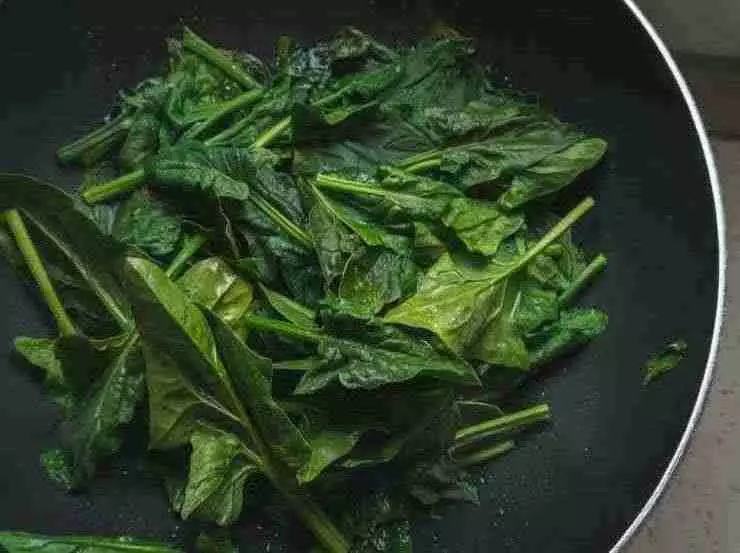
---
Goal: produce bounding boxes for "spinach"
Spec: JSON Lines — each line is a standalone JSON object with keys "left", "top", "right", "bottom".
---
{"left": 0, "top": 26, "right": 618, "bottom": 553}
{"left": 644, "top": 339, "right": 688, "bottom": 384}
{"left": 0, "top": 532, "right": 182, "bottom": 552}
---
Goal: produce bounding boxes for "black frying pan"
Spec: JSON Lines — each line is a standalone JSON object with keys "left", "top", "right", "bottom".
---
{"left": 0, "top": 1, "right": 723, "bottom": 551}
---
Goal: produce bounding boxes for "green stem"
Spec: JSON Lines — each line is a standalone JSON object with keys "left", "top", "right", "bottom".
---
{"left": 503, "top": 197, "right": 595, "bottom": 281}
{"left": 278, "top": 485, "right": 351, "bottom": 553}
{"left": 165, "top": 233, "right": 208, "bottom": 278}
{"left": 315, "top": 174, "right": 387, "bottom": 197}
{"left": 81, "top": 168, "right": 146, "bottom": 205}
{"left": 182, "top": 27, "right": 261, "bottom": 89}
{"left": 452, "top": 403, "right": 550, "bottom": 451}
{"left": 252, "top": 116, "right": 292, "bottom": 149}
{"left": 185, "top": 88, "right": 264, "bottom": 140}
{"left": 243, "top": 313, "right": 323, "bottom": 343}
{"left": 248, "top": 193, "right": 313, "bottom": 248}
{"left": 3, "top": 210, "right": 77, "bottom": 337}
{"left": 204, "top": 112, "right": 257, "bottom": 146}
{"left": 57, "top": 113, "right": 132, "bottom": 165}
{"left": 454, "top": 440, "right": 515, "bottom": 469}
{"left": 399, "top": 157, "right": 442, "bottom": 174}
{"left": 558, "top": 253, "right": 607, "bottom": 305}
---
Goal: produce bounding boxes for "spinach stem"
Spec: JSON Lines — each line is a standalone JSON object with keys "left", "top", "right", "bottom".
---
{"left": 452, "top": 403, "right": 550, "bottom": 451}
{"left": 454, "top": 440, "right": 515, "bottom": 468}
{"left": 503, "top": 197, "right": 594, "bottom": 281}
{"left": 252, "top": 116, "right": 292, "bottom": 149}
{"left": 165, "top": 233, "right": 208, "bottom": 278}
{"left": 182, "top": 27, "right": 261, "bottom": 90}
{"left": 315, "top": 174, "right": 387, "bottom": 197}
{"left": 248, "top": 193, "right": 313, "bottom": 248}
{"left": 185, "top": 88, "right": 265, "bottom": 140}
{"left": 57, "top": 113, "right": 132, "bottom": 165}
{"left": 3, "top": 210, "right": 77, "bottom": 337}
{"left": 558, "top": 253, "right": 607, "bottom": 305}
{"left": 398, "top": 156, "right": 442, "bottom": 174}
{"left": 242, "top": 313, "right": 323, "bottom": 343}
{"left": 82, "top": 168, "right": 146, "bottom": 204}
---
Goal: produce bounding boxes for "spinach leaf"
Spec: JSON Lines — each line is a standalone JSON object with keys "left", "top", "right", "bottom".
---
{"left": 181, "top": 424, "right": 261, "bottom": 526}
{"left": 178, "top": 257, "right": 254, "bottom": 333}
{"left": 0, "top": 174, "right": 132, "bottom": 330}
{"left": 643, "top": 339, "right": 688, "bottom": 385}
{"left": 316, "top": 168, "right": 523, "bottom": 256}
{"left": 385, "top": 198, "right": 593, "bottom": 359}
{"left": 112, "top": 190, "right": 183, "bottom": 257}
{"left": 60, "top": 334, "right": 145, "bottom": 489}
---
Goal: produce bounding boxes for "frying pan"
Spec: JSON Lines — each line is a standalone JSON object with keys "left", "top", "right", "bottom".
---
{"left": 0, "top": 0, "right": 725, "bottom": 551}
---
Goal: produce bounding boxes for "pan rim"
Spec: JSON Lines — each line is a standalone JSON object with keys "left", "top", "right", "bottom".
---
{"left": 610, "top": 1, "right": 728, "bottom": 551}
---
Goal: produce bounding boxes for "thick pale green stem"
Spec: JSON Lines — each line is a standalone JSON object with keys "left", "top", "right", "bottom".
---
{"left": 252, "top": 116, "right": 291, "bottom": 149}
{"left": 559, "top": 253, "right": 607, "bottom": 305}
{"left": 3, "top": 210, "right": 77, "bottom": 337}
{"left": 315, "top": 174, "right": 387, "bottom": 197}
{"left": 185, "top": 88, "right": 264, "bottom": 140}
{"left": 182, "top": 27, "right": 261, "bottom": 89}
{"left": 165, "top": 233, "right": 208, "bottom": 278}
{"left": 399, "top": 157, "right": 442, "bottom": 174}
{"left": 452, "top": 403, "right": 550, "bottom": 452}
{"left": 82, "top": 168, "right": 146, "bottom": 205}
{"left": 455, "top": 440, "right": 515, "bottom": 468}
{"left": 502, "top": 198, "right": 595, "bottom": 281}
{"left": 57, "top": 113, "right": 132, "bottom": 166}
{"left": 248, "top": 193, "right": 313, "bottom": 248}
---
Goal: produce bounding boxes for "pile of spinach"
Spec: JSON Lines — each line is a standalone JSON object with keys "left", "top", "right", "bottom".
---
{"left": 0, "top": 26, "right": 608, "bottom": 553}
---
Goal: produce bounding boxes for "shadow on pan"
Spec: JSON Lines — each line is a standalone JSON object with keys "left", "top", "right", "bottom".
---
{"left": 0, "top": 0, "right": 720, "bottom": 551}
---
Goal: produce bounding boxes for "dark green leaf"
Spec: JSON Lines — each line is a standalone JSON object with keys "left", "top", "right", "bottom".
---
{"left": 60, "top": 334, "right": 145, "bottom": 488}
{"left": 527, "top": 308, "right": 608, "bottom": 367}
{"left": 112, "top": 191, "right": 182, "bottom": 257}
{"left": 205, "top": 310, "right": 313, "bottom": 476}
{"left": 338, "top": 249, "right": 419, "bottom": 316}
{"left": 295, "top": 309, "right": 480, "bottom": 394}
{"left": 178, "top": 257, "right": 254, "bottom": 332}
{"left": 0, "top": 174, "right": 132, "bottom": 330}
{"left": 258, "top": 283, "right": 318, "bottom": 329}
{"left": 644, "top": 339, "right": 688, "bottom": 385}
{"left": 181, "top": 424, "right": 260, "bottom": 526}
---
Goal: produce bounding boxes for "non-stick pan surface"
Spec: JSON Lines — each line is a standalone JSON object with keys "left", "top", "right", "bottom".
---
{"left": 0, "top": 0, "right": 722, "bottom": 551}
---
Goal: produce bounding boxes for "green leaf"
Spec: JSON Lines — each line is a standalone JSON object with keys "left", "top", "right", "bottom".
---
{"left": 178, "top": 257, "right": 254, "bottom": 331}
{"left": 122, "top": 256, "right": 241, "bottom": 413}
{"left": 498, "top": 138, "right": 608, "bottom": 210}
{"left": 119, "top": 112, "right": 163, "bottom": 170}
{"left": 142, "top": 342, "right": 213, "bottom": 450}
{"left": 338, "top": 249, "right": 419, "bottom": 316}
{"left": 471, "top": 277, "right": 559, "bottom": 370}
{"left": 316, "top": 169, "right": 523, "bottom": 256}
{"left": 385, "top": 199, "right": 594, "bottom": 356}
{"left": 294, "top": 309, "right": 480, "bottom": 394}
{"left": 0, "top": 532, "right": 181, "bottom": 552}
{"left": 0, "top": 174, "right": 132, "bottom": 330}
{"left": 181, "top": 424, "right": 260, "bottom": 526}
{"left": 527, "top": 308, "right": 608, "bottom": 367}
{"left": 112, "top": 190, "right": 182, "bottom": 257}
{"left": 205, "top": 310, "right": 313, "bottom": 476}
{"left": 147, "top": 142, "right": 250, "bottom": 201}
{"left": 14, "top": 336, "right": 69, "bottom": 408}
{"left": 441, "top": 198, "right": 524, "bottom": 256}
{"left": 644, "top": 339, "right": 688, "bottom": 385}
{"left": 61, "top": 334, "right": 145, "bottom": 488}
{"left": 258, "top": 283, "right": 318, "bottom": 329}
